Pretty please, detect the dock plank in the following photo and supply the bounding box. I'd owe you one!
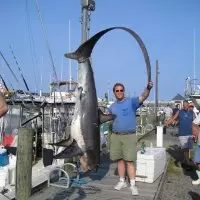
[3,128,179,200]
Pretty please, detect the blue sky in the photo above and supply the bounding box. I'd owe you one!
[0,0,199,101]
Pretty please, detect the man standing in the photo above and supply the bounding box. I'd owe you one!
[165,100,194,167]
[164,104,173,122]
[108,81,153,196]
[163,104,173,134]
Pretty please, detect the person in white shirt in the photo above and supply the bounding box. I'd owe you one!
[191,113,200,185]
[163,104,173,134]
[163,104,173,121]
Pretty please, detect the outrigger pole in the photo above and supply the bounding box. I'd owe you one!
[9,45,30,92]
[0,50,19,83]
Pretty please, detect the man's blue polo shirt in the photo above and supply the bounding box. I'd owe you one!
[108,97,141,133]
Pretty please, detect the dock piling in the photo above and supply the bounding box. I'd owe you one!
[16,128,34,200]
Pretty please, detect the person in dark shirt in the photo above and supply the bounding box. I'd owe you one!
[165,101,194,167]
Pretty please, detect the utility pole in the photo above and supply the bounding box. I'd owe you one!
[155,60,159,126]
[79,0,95,80]
[81,0,95,43]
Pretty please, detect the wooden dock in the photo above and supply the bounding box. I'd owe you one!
[1,127,179,200]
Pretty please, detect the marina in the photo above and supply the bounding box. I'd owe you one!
[0,1,200,200]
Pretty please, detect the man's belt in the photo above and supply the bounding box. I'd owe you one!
[112,132,135,135]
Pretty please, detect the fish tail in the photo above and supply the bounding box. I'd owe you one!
[64,52,78,60]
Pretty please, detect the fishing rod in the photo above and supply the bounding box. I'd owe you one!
[9,45,30,92]
[0,50,44,108]
[0,50,29,96]
[0,50,19,83]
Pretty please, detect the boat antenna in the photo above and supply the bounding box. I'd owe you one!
[61,57,63,81]
[40,56,43,97]
[9,45,30,92]
[193,28,196,93]
[69,20,72,90]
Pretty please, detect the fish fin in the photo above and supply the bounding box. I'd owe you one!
[78,87,84,100]
[64,52,78,60]
[98,108,116,124]
[48,134,73,147]
[53,140,83,159]
[74,86,84,100]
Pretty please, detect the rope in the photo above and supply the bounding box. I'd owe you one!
[0,51,19,83]
[34,0,63,105]
[25,0,38,92]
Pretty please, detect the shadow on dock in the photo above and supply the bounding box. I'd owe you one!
[166,144,184,166]
[83,152,113,181]
[166,144,198,180]
[46,187,87,200]
[188,191,200,200]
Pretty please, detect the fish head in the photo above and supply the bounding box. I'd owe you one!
[80,150,100,172]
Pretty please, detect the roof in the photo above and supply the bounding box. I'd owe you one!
[172,93,185,101]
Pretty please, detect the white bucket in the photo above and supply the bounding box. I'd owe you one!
[0,166,8,187]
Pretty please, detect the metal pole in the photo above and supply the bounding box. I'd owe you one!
[155,60,159,126]
[193,28,196,93]
[81,0,90,43]
[81,0,95,43]
[68,20,72,90]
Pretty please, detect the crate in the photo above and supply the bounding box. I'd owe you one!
[136,147,166,183]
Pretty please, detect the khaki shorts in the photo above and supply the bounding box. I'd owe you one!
[110,133,137,161]
[178,136,193,149]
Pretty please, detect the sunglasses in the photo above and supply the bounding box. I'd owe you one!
[115,89,124,93]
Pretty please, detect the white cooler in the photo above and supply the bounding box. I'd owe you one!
[136,147,166,183]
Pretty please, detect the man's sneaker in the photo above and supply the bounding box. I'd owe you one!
[114,181,127,190]
[192,179,200,185]
[130,185,139,196]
